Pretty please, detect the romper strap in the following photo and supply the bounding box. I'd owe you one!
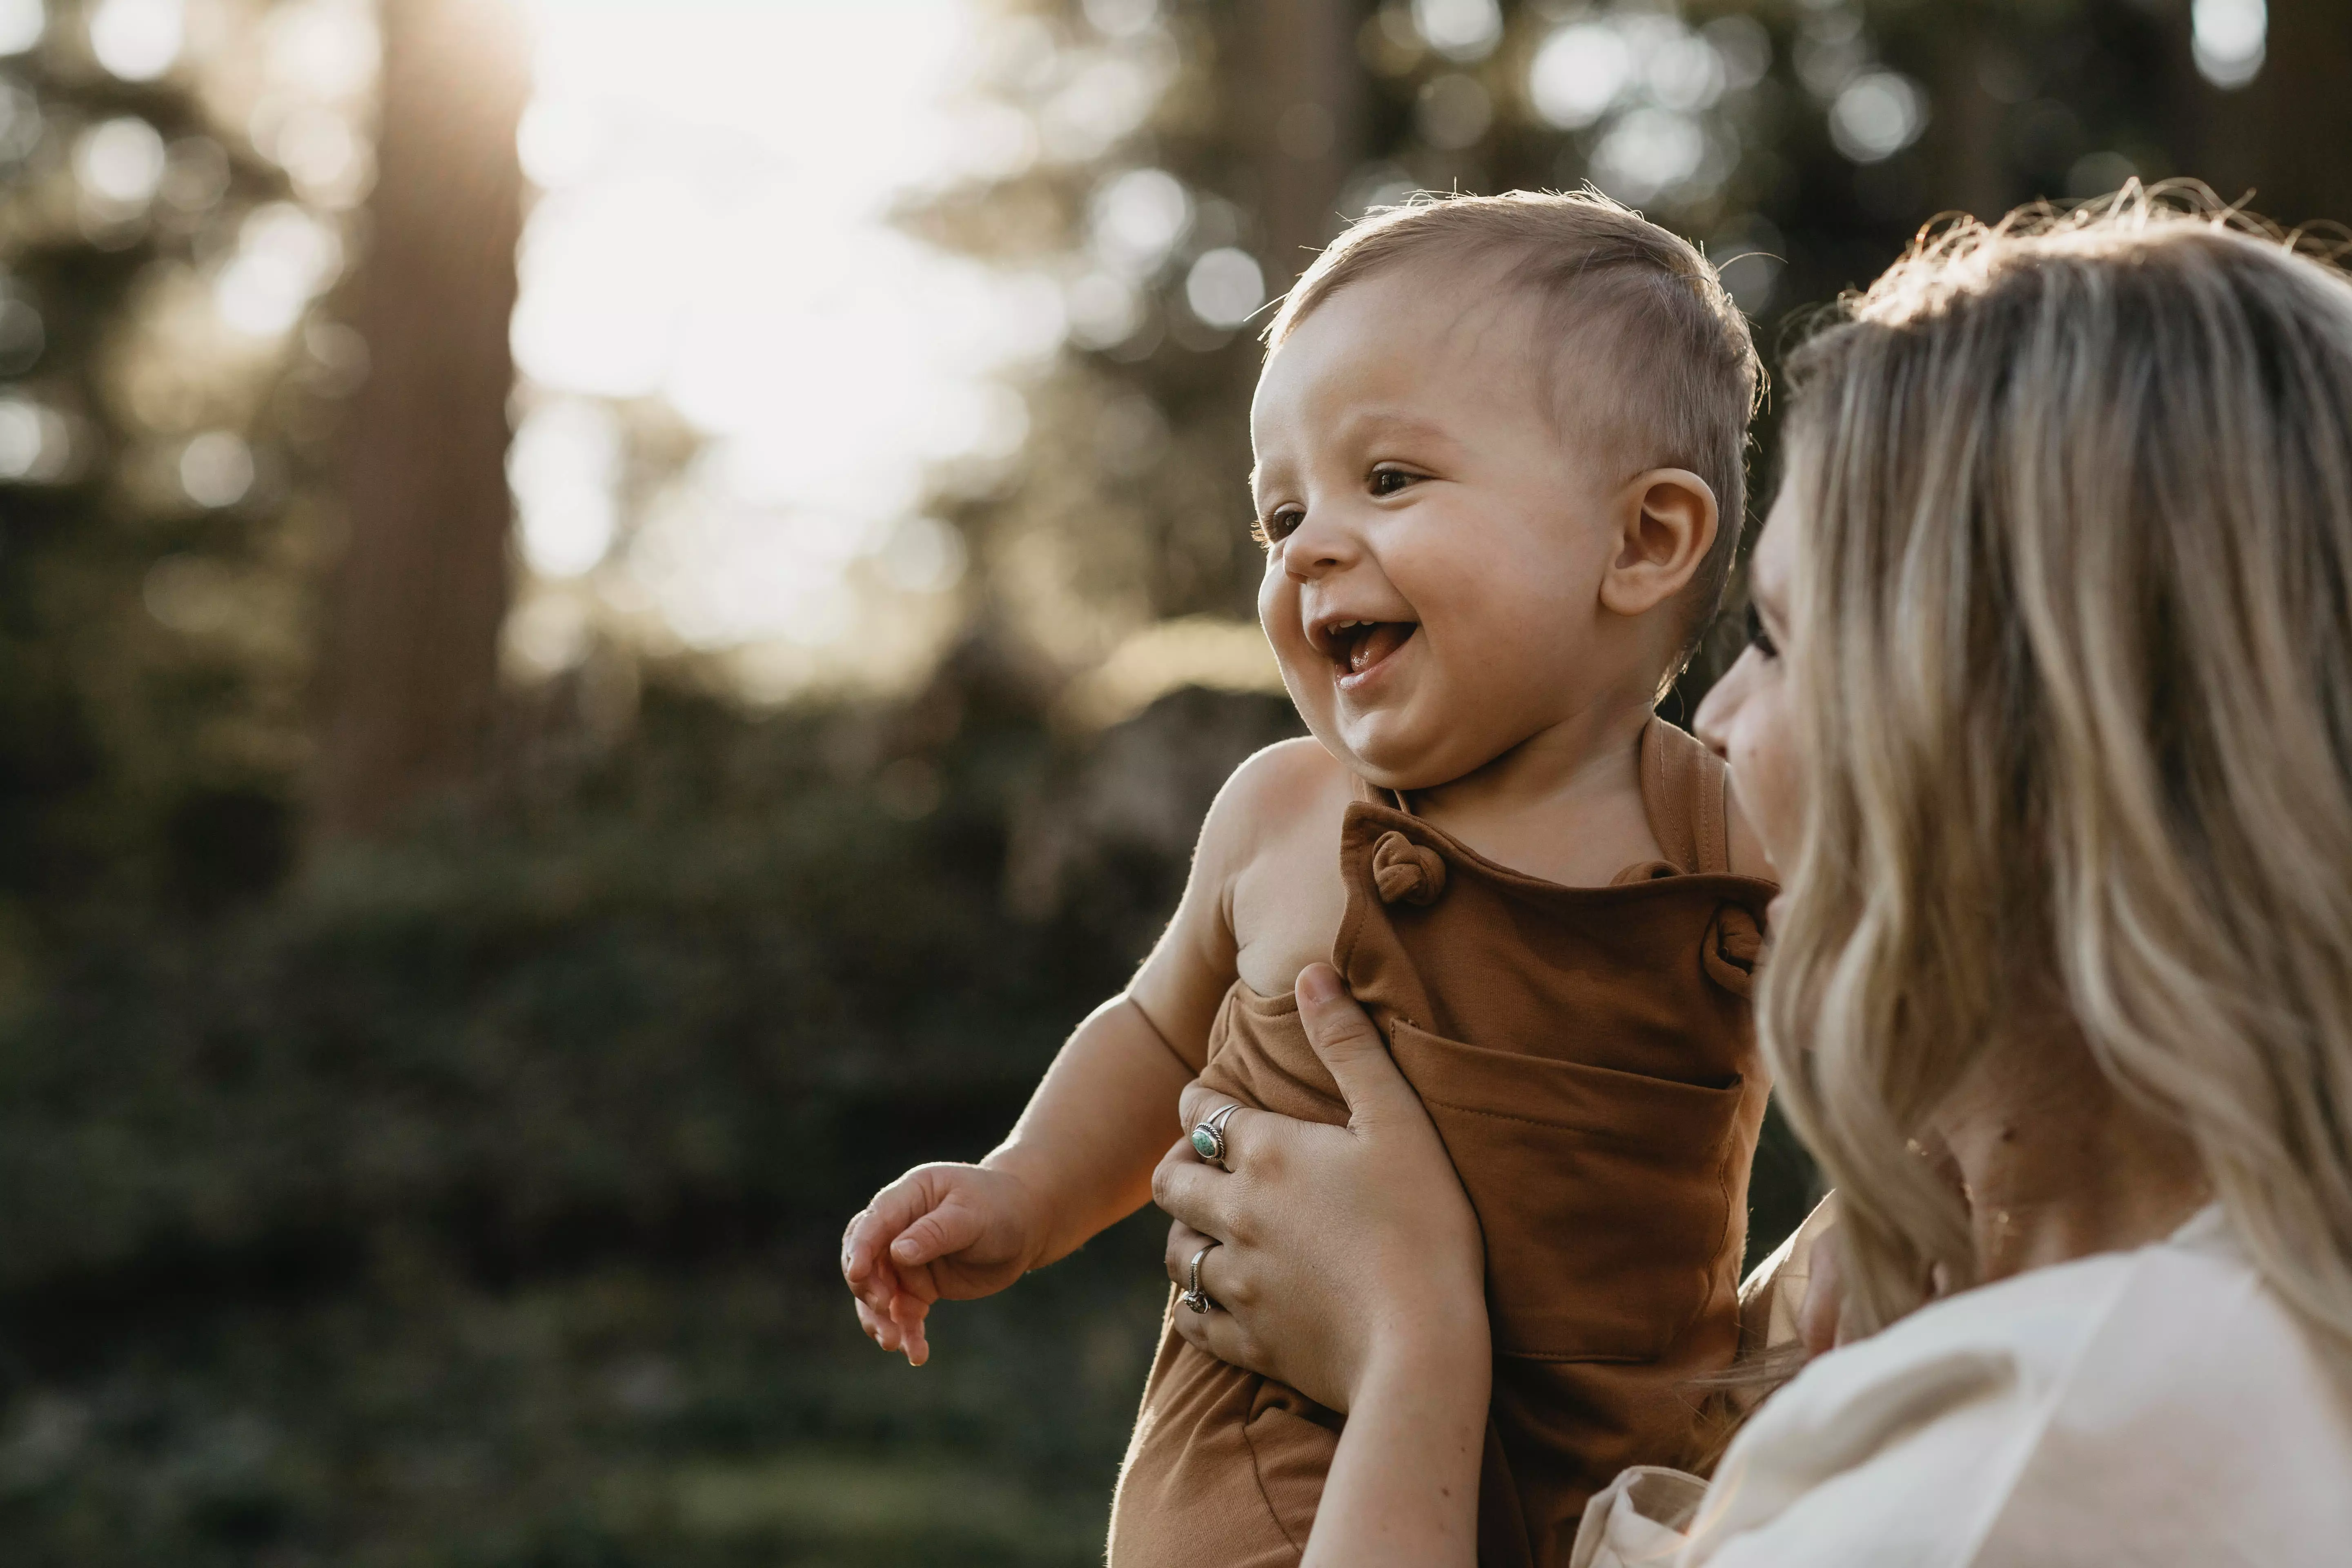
[1351,771,1412,814]
[1639,716,1732,876]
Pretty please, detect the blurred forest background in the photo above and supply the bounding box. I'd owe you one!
[0,0,2339,1562]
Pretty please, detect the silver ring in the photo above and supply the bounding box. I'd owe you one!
[1188,1104,1244,1171]
[1180,1239,1221,1313]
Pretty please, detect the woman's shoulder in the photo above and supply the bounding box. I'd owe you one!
[1688,1208,2352,1566]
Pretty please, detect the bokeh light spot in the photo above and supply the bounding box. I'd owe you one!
[1829,71,1927,164]
[214,203,343,338]
[1415,72,1492,149]
[178,431,254,509]
[882,516,968,595]
[0,76,37,163]
[1592,107,1705,204]
[75,116,166,206]
[0,391,67,481]
[511,399,621,579]
[1412,0,1501,64]
[88,0,182,82]
[0,0,42,57]
[1067,271,1144,350]
[1702,15,1771,92]
[1184,247,1265,330]
[1530,22,1631,131]
[1081,0,1160,41]
[2192,0,2265,90]
[1091,167,1191,276]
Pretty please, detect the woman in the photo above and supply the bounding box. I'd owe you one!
[1149,195,2352,1564]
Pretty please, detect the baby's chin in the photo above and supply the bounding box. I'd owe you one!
[1314,711,1489,794]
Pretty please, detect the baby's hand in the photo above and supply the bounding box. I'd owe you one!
[840,1163,1045,1366]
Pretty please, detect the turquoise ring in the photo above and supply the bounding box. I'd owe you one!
[1189,1104,1243,1170]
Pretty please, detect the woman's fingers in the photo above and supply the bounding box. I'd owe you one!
[1176,1078,1238,1135]
[1174,1082,1271,1175]
[1165,1221,1252,1320]
[1295,963,1419,1131]
[1152,1137,1233,1234]
[1164,1219,1217,1290]
[1798,1232,1845,1355]
[1169,1272,1257,1367]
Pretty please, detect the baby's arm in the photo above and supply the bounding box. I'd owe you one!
[841,750,1273,1364]
[841,996,1194,1364]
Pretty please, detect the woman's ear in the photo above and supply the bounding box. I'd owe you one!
[1599,468,1718,618]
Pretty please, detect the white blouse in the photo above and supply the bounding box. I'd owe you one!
[1572,1206,2352,1566]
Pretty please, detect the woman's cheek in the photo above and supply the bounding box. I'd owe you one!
[1734,689,1801,875]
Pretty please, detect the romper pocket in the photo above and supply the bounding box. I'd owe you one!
[1385,1019,1745,1363]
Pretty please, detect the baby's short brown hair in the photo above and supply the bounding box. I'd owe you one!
[1266,190,1763,667]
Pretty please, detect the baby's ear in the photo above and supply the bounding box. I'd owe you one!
[1600,468,1717,618]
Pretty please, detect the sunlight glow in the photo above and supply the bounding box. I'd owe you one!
[514,0,1054,679]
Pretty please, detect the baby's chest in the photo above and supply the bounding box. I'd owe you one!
[1227,826,1350,999]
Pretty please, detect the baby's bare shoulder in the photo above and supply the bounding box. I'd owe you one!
[1198,738,1350,863]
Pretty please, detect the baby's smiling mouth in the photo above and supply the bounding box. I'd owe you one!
[1323,619,1418,682]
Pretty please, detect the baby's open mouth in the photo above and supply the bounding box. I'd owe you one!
[1327,619,1417,679]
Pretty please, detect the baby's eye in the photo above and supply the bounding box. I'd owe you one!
[1744,602,1780,660]
[1368,466,1420,497]
[1253,506,1304,547]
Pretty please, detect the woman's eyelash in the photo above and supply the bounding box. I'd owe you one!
[1745,602,1779,659]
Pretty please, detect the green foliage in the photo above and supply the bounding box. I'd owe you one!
[0,677,1302,1564]
[0,4,351,932]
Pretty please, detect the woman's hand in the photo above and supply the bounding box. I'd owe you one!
[1149,963,1490,1414]
[1154,963,1491,1566]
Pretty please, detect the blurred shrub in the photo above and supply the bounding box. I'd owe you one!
[0,675,1305,1565]
[0,678,1306,1297]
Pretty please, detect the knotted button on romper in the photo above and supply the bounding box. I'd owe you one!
[1108,717,1773,1568]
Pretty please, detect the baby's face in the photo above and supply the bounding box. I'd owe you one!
[1252,265,1631,791]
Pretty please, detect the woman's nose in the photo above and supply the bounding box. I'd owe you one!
[1692,658,1745,758]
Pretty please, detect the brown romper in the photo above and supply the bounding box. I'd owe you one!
[1107,717,1773,1568]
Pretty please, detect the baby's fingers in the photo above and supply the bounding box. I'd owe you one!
[891,1292,933,1367]
[843,1187,916,1284]
[843,1231,904,1319]
[854,1294,906,1355]
[890,1193,985,1271]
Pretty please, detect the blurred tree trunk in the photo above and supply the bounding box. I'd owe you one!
[2189,0,2352,228]
[1929,16,2007,222]
[1251,0,1365,288]
[312,0,530,842]
[2241,0,2352,227]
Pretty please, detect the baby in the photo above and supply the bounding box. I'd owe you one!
[842,191,1774,1567]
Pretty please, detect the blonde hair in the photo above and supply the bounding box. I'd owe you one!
[1266,190,1763,662]
[1765,187,2352,1352]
